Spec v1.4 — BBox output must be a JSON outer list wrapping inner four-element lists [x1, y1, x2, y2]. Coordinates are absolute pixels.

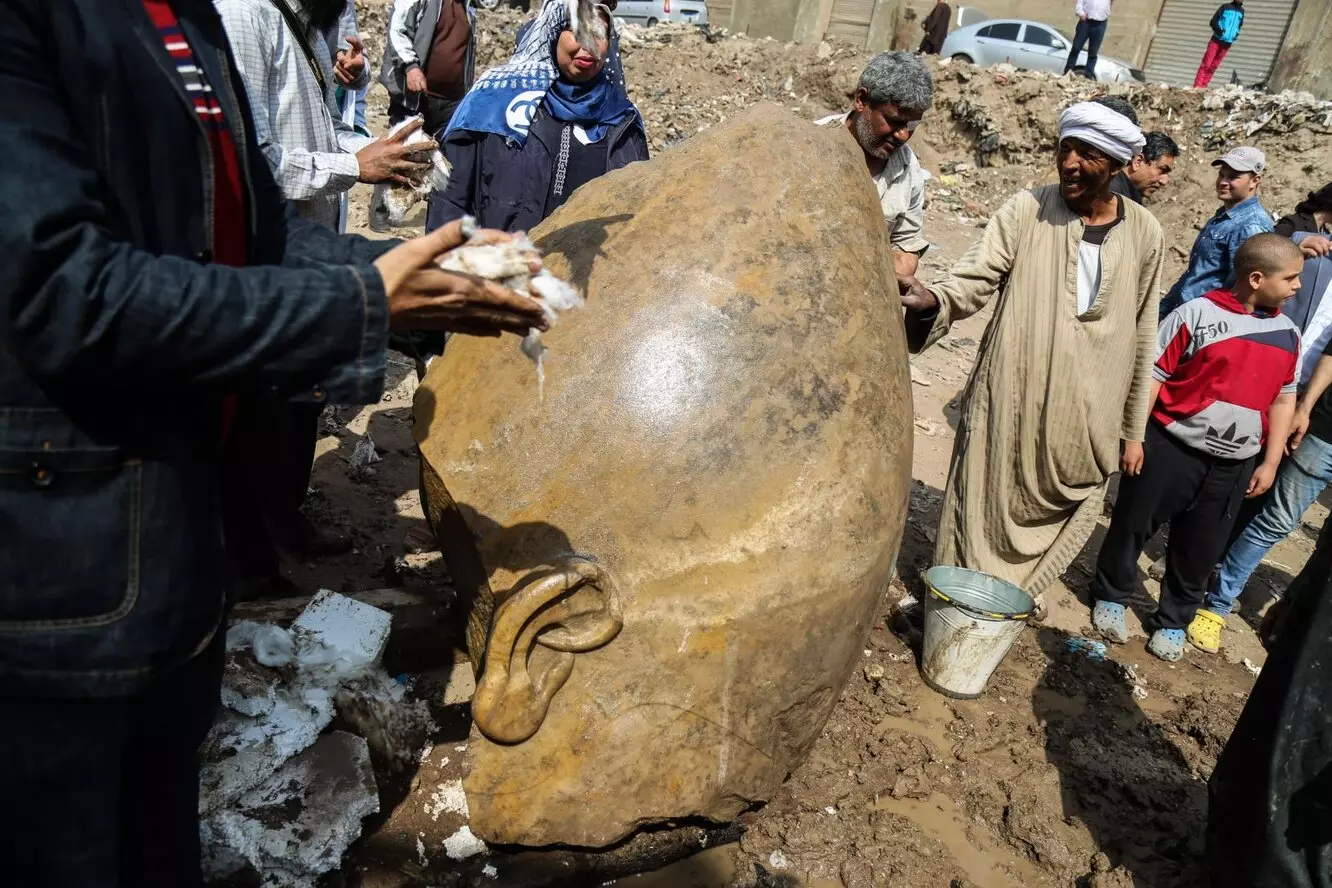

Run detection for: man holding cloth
[[899, 102, 1163, 615], [216, 0, 440, 598]]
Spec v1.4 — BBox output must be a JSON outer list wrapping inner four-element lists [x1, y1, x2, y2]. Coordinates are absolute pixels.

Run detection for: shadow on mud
[[1033, 628, 1208, 887]]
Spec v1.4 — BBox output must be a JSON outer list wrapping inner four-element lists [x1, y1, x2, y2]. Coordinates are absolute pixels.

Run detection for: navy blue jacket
[[0, 0, 396, 696], [426, 110, 649, 234]]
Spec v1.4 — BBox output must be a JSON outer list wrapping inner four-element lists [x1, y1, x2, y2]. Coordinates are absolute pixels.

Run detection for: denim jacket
[[1161, 196, 1273, 319], [0, 0, 396, 696]]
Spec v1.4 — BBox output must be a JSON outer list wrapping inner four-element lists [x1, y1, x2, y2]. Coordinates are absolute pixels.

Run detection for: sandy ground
[[250, 5, 1332, 885]]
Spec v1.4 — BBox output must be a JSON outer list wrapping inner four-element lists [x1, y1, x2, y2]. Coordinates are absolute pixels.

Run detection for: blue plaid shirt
[[1160, 196, 1273, 319]]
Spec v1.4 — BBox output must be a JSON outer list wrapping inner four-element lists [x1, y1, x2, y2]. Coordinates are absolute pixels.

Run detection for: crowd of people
[[917, 0, 1254, 91], [1, 0, 1330, 885]]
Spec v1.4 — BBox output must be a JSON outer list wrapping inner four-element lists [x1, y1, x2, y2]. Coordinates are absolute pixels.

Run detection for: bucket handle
[[927, 583, 1031, 622]]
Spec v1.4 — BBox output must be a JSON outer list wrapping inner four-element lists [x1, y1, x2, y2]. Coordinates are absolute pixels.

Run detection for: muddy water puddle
[[872, 793, 1043, 888], [875, 688, 958, 751], [608, 844, 842, 888]]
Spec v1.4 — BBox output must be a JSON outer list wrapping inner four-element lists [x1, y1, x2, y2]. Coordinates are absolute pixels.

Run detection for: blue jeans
[[1206, 434, 1332, 616], [1065, 18, 1107, 79]]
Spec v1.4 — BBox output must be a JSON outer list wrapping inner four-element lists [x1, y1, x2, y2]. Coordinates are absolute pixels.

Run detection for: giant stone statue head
[[414, 104, 913, 848]]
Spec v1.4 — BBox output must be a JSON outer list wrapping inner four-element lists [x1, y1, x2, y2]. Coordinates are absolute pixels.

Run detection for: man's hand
[[1299, 235, 1332, 259], [1120, 440, 1144, 476], [356, 118, 435, 186], [1288, 409, 1312, 453], [898, 275, 939, 312], [1248, 461, 1278, 498], [375, 221, 550, 336], [334, 35, 365, 86], [406, 66, 428, 95]]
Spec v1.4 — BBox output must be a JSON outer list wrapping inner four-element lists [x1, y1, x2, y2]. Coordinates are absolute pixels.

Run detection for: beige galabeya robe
[[910, 184, 1164, 598]]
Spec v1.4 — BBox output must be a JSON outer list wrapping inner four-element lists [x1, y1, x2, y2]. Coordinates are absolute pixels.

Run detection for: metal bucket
[[919, 566, 1034, 699]]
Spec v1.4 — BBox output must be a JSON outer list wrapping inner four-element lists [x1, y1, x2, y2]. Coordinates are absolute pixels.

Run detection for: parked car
[[616, 0, 708, 27], [940, 19, 1145, 83]]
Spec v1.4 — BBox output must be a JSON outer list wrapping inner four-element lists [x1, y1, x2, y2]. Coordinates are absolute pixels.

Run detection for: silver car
[[615, 0, 708, 26], [940, 19, 1145, 83]]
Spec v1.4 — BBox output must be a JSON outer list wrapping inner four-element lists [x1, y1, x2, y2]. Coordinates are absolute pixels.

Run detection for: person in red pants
[[1195, 1, 1245, 88]]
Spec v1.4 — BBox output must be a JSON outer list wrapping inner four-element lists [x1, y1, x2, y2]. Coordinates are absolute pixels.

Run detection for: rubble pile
[[1198, 83, 1332, 148], [352, 3, 1332, 275], [200, 591, 433, 888]]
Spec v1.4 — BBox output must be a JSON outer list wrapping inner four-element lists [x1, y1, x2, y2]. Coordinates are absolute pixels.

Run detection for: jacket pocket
[[0, 444, 141, 629]]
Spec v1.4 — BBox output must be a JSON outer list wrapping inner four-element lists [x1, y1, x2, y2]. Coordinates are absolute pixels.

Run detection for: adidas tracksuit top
[[1154, 288, 1299, 461]]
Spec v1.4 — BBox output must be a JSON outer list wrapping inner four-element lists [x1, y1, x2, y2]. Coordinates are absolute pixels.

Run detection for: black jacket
[[0, 0, 395, 696], [426, 110, 649, 234], [1274, 183, 1332, 237]]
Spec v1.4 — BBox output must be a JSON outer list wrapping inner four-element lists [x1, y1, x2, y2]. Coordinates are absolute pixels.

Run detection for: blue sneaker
[[1148, 628, 1187, 662], [1092, 600, 1129, 644]]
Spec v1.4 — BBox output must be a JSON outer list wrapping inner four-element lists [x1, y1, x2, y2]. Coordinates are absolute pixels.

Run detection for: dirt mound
[[354, 3, 1331, 281]]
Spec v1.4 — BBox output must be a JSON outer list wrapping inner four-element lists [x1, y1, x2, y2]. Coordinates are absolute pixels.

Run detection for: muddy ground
[[264, 4, 1332, 886]]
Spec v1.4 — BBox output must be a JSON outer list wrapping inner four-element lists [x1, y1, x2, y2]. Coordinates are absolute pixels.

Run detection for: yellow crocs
[[1188, 609, 1225, 654]]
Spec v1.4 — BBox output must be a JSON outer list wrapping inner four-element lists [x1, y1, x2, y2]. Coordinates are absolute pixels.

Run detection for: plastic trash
[[1066, 637, 1108, 662]]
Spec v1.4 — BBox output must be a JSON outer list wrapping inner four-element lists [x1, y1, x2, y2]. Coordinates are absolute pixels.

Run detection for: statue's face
[[414, 105, 913, 848]]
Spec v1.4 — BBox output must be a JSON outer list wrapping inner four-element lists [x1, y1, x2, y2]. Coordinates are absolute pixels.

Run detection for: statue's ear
[[472, 558, 623, 744]]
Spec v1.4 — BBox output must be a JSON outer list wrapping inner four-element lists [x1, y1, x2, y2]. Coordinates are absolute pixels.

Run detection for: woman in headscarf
[[425, 0, 648, 234]]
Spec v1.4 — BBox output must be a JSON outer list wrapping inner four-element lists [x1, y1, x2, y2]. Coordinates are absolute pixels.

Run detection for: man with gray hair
[[818, 51, 934, 276]]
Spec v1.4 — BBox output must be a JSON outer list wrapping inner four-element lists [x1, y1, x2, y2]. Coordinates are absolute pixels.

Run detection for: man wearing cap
[[1160, 146, 1272, 319], [897, 101, 1163, 616]]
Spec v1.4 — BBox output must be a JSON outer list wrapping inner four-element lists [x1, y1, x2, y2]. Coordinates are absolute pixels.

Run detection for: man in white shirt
[[1064, 0, 1113, 81], [817, 51, 933, 276], [214, 0, 439, 599], [217, 0, 433, 231]]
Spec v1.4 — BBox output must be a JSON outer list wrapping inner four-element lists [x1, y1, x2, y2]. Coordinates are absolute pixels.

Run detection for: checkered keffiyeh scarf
[[445, 0, 635, 145]]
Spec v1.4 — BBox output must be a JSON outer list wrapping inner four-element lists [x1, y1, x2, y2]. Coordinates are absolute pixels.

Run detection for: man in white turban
[[898, 102, 1164, 617]]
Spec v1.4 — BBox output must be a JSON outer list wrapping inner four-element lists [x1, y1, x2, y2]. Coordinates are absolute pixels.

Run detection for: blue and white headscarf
[[446, 0, 639, 145]]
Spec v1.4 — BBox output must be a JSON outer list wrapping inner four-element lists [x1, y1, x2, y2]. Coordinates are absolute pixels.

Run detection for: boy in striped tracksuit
[[1091, 234, 1306, 661]]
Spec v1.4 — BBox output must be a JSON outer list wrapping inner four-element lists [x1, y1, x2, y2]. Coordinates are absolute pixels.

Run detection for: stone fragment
[[202, 732, 379, 888], [416, 104, 912, 847]]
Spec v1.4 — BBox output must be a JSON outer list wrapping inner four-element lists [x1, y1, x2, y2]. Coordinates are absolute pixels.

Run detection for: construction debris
[[201, 591, 433, 887], [202, 732, 379, 888]]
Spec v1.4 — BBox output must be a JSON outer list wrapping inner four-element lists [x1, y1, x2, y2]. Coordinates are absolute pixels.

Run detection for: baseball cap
[[1212, 146, 1266, 174]]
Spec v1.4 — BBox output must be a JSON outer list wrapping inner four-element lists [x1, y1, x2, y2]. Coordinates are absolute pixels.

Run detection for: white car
[[940, 18, 1145, 83], [615, 0, 708, 27]]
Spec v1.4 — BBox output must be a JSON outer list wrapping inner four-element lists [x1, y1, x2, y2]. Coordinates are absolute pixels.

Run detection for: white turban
[[1058, 102, 1145, 165]]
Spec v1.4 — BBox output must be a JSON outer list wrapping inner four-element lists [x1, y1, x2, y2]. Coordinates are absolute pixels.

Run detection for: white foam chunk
[[292, 590, 392, 667], [202, 732, 380, 887], [443, 825, 488, 861]]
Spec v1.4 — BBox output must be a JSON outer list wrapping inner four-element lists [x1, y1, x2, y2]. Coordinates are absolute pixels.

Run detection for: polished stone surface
[[415, 103, 913, 847]]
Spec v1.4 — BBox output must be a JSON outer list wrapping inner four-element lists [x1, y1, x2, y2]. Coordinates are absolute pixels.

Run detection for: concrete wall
[[1269, 0, 1332, 98], [730, 0, 806, 39], [867, 0, 902, 50], [898, 0, 1169, 67]]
